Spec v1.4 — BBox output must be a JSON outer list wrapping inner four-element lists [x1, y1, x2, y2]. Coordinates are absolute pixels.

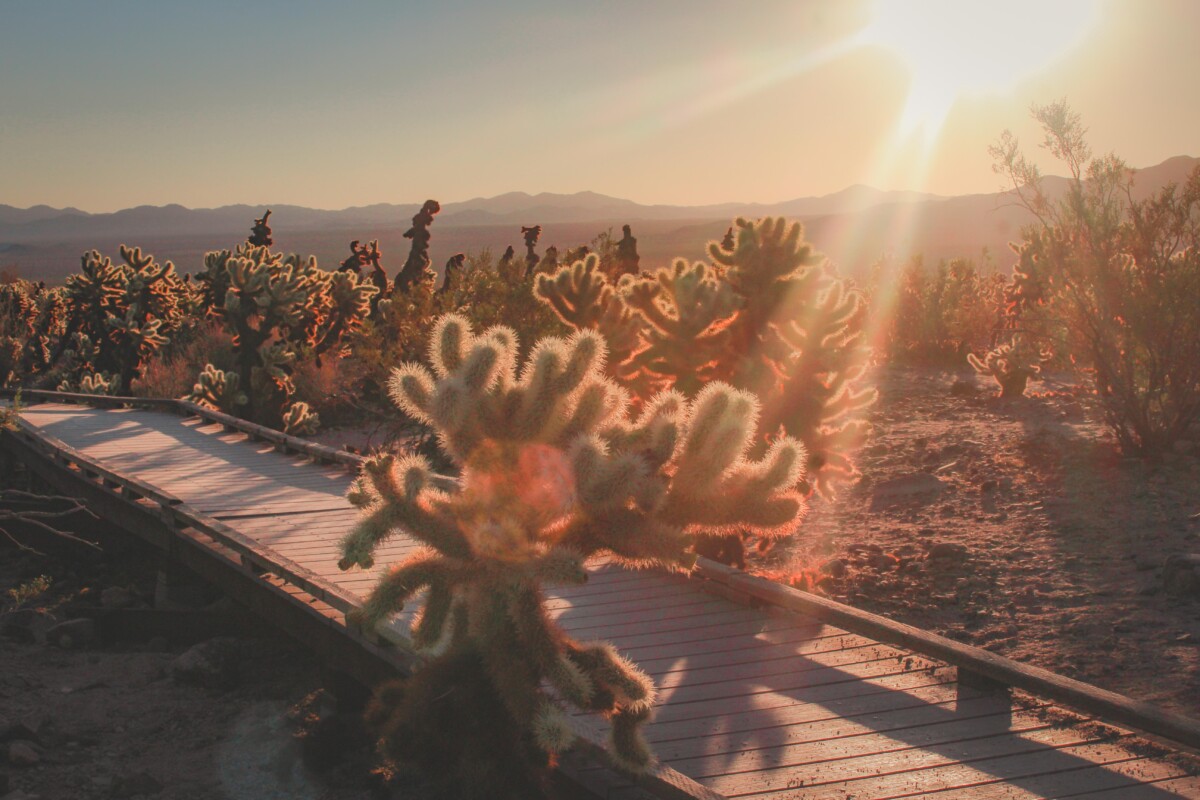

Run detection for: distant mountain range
[[2, 155, 1195, 283]]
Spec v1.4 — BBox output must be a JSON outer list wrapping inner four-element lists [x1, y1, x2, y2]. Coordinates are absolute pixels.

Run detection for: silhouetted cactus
[[339, 315, 805, 790], [248, 209, 273, 247], [613, 224, 640, 277], [395, 200, 441, 293], [521, 225, 542, 278], [339, 240, 367, 276], [439, 253, 465, 295]]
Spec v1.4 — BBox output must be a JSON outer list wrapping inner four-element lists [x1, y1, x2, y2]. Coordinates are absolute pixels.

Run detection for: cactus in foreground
[[339, 315, 805, 794], [968, 335, 1052, 398]]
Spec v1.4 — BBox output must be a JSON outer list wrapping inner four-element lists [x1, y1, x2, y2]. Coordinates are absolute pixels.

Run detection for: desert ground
[[2, 365, 1198, 799]]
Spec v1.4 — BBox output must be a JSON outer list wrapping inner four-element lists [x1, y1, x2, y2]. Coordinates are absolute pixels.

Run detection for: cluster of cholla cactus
[[536, 216, 875, 499], [968, 335, 1052, 398], [41, 246, 187, 395], [0, 282, 39, 387], [188, 237, 378, 434], [338, 315, 806, 789]]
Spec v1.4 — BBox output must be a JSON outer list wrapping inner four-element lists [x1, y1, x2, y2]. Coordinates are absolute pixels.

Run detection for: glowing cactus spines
[[968, 335, 1052, 398], [339, 315, 805, 786], [533, 253, 643, 387], [538, 216, 875, 499], [395, 200, 441, 293], [43, 245, 184, 394]]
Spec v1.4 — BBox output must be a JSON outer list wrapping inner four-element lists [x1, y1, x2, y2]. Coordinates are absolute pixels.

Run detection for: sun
[[860, 0, 1101, 138]]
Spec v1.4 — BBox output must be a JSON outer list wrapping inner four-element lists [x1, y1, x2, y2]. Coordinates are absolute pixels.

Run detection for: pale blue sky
[[2, 1, 1196, 211]]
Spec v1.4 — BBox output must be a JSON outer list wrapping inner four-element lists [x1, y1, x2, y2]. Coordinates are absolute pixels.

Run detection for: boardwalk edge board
[[4, 389, 1200, 799]]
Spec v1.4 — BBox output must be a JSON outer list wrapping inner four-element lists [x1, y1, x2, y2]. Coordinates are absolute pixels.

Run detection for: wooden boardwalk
[[5, 397, 1200, 800]]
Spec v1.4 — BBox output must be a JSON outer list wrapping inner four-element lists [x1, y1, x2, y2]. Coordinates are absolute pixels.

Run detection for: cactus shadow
[[551, 566, 1188, 797]]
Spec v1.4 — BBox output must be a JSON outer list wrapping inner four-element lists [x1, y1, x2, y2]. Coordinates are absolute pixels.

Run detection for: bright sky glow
[[860, 0, 1102, 139], [0, 1, 1195, 212]]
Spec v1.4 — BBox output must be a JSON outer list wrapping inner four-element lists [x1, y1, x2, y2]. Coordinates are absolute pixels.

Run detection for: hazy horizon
[[4, 1, 1199, 213]]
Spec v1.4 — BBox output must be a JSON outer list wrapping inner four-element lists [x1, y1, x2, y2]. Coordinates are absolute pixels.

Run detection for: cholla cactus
[[190, 245, 313, 426], [538, 216, 875, 498], [59, 370, 120, 395], [395, 200, 441, 293], [189, 233, 373, 431], [968, 335, 1052, 398], [43, 246, 184, 394], [0, 282, 37, 386], [534, 254, 644, 386], [340, 315, 805, 786]]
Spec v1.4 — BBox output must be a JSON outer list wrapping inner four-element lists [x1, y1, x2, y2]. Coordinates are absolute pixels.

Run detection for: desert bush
[[132, 322, 233, 399], [992, 101, 1200, 454], [871, 254, 1006, 365], [339, 314, 806, 795]]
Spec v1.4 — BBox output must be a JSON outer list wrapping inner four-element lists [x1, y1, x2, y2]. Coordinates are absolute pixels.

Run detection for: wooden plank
[[646, 691, 1023, 751], [696, 558, 1200, 750], [736, 737, 1149, 799], [920, 756, 1200, 799], [640, 669, 958, 730]]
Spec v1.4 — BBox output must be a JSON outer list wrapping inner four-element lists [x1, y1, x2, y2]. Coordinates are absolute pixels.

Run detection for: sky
[[2, 0, 1197, 212]]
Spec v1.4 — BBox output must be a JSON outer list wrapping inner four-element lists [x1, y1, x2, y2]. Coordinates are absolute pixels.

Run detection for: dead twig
[[0, 490, 100, 553]]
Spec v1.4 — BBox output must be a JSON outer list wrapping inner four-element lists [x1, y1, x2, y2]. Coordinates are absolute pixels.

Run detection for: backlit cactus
[[968, 335, 1052, 398], [339, 314, 805, 788], [189, 217, 377, 432], [537, 216, 875, 498], [40, 246, 185, 394]]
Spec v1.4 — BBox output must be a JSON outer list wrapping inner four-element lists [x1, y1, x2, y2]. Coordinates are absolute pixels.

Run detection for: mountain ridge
[[2, 155, 1194, 284]]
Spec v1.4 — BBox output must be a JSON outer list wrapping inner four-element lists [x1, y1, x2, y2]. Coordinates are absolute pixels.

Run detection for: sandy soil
[[0, 547, 426, 800], [769, 365, 1200, 717]]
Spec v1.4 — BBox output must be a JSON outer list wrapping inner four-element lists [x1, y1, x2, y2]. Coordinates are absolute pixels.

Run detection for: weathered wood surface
[[9, 401, 1200, 800]]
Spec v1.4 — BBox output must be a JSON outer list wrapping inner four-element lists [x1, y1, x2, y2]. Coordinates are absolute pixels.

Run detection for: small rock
[[870, 473, 947, 510], [820, 558, 848, 578], [928, 542, 969, 560], [100, 587, 137, 609], [45, 618, 97, 650], [9, 714, 48, 745], [110, 771, 163, 798], [950, 379, 977, 397], [7, 740, 40, 767], [171, 638, 241, 690], [867, 553, 900, 572]]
